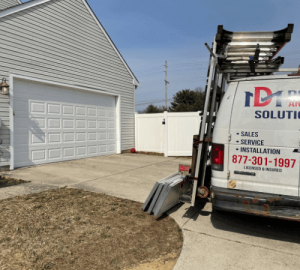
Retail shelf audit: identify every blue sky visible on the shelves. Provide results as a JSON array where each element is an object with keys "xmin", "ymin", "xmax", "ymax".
[{"xmin": 23, "ymin": 0, "xmax": 300, "ymax": 111}]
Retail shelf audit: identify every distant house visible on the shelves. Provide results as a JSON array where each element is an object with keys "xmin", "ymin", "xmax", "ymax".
[{"xmin": 0, "ymin": 0, "xmax": 139, "ymax": 170}]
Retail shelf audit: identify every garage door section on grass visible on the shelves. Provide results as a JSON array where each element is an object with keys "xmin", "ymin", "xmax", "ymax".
[{"xmin": 12, "ymin": 78, "xmax": 118, "ymax": 168}]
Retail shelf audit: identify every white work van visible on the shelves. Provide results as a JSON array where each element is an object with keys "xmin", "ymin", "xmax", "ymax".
[{"xmin": 211, "ymin": 74, "xmax": 300, "ymax": 219}]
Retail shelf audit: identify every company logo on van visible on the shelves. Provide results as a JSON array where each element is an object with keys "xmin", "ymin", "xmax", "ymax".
[
  {"xmin": 245, "ymin": 88, "xmax": 300, "ymax": 108},
  {"xmin": 245, "ymin": 87, "xmax": 283, "ymax": 107},
  {"xmin": 244, "ymin": 88, "xmax": 300, "ymax": 119}
]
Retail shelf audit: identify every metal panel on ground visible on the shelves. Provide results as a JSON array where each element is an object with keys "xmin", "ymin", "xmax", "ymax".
[
  {"xmin": 143, "ymin": 172, "xmax": 189, "ymax": 217},
  {"xmin": 142, "ymin": 172, "xmax": 178, "ymax": 211},
  {"xmin": 153, "ymin": 174, "xmax": 187, "ymax": 217}
]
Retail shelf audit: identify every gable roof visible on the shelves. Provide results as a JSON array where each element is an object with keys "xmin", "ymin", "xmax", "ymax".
[{"xmin": 0, "ymin": 0, "xmax": 140, "ymax": 86}]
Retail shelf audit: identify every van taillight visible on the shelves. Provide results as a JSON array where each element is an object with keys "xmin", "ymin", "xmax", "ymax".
[{"xmin": 211, "ymin": 144, "xmax": 224, "ymax": 171}]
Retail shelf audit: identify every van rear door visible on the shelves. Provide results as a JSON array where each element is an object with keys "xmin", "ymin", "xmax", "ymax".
[{"xmin": 228, "ymin": 78, "xmax": 300, "ymax": 196}]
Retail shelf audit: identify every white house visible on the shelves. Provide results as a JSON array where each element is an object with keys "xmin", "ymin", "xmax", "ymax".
[{"xmin": 0, "ymin": 0, "xmax": 139, "ymax": 170}]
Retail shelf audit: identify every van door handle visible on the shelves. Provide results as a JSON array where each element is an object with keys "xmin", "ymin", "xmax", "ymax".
[{"xmin": 293, "ymin": 149, "xmax": 300, "ymax": 153}]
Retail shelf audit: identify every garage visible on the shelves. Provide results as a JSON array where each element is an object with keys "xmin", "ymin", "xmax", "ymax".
[
  {"xmin": 12, "ymin": 78, "xmax": 119, "ymax": 168},
  {"xmin": 0, "ymin": 0, "xmax": 139, "ymax": 171}
]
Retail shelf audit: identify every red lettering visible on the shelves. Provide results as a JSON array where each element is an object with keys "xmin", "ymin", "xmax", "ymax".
[
  {"xmin": 254, "ymin": 87, "xmax": 272, "ymax": 107},
  {"xmin": 289, "ymin": 101, "xmax": 295, "ymax": 107}
]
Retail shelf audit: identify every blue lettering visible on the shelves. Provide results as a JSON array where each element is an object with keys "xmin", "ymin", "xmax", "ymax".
[
  {"xmin": 262, "ymin": 111, "xmax": 269, "ymax": 118},
  {"xmin": 271, "ymin": 111, "xmax": 277, "ymax": 119},
  {"xmin": 288, "ymin": 90, "xmax": 297, "ymax": 96},
  {"xmin": 245, "ymin": 92, "xmax": 253, "ymax": 107},
  {"xmin": 253, "ymin": 110, "xmax": 300, "ymax": 119},
  {"xmin": 255, "ymin": 111, "xmax": 261, "ymax": 118},
  {"xmin": 286, "ymin": 111, "xmax": 293, "ymax": 119},
  {"xmin": 278, "ymin": 111, "xmax": 285, "ymax": 119}
]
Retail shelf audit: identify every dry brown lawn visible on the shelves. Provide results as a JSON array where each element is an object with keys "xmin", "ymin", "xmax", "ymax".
[
  {"xmin": 0, "ymin": 177, "xmax": 29, "ymax": 188},
  {"xmin": 0, "ymin": 188, "xmax": 183, "ymax": 270}
]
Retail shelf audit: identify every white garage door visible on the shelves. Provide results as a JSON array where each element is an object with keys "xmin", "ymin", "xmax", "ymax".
[{"xmin": 13, "ymin": 79, "xmax": 117, "ymax": 168}]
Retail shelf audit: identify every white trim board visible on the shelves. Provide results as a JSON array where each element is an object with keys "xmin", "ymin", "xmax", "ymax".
[{"xmin": 9, "ymin": 74, "xmax": 122, "ymax": 170}]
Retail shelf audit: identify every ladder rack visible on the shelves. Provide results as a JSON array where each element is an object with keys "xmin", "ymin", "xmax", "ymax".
[
  {"xmin": 217, "ymin": 24, "xmax": 294, "ymax": 80},
  {"xmin": 190, "ymin": 24, "xmax": 295, "ymax": 206}
]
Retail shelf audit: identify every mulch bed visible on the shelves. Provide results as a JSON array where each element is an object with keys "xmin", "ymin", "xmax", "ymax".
[{"xmin": 0, "ymin": 188, "xmax": 183, "ymax": 270}]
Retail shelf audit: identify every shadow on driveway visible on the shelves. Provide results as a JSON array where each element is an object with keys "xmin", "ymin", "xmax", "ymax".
[
  {"xmin": 170, "ymin": 201, "xmax": 300, "ymax": 245},
  {"xmin": 210, "ymin": 207, "xmax": 300, "ymax": 245}
]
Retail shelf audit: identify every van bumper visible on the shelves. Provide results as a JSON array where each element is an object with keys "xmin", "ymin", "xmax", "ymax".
[{"xmin": 211, "ymin": 186, "xmax": 300, "ymax": 221}]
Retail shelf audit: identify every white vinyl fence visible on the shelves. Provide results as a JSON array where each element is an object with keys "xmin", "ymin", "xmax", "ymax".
[{"xmin": 135, "ymin": 111, "xmax": 201, "ymax": 157}]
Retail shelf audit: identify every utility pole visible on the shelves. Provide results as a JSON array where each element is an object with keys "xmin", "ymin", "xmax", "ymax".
[{"xmin": 164, "ymin": 61, "xmax": 169, "ymax": 110}]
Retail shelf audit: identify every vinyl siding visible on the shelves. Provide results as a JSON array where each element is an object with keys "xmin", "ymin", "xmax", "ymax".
[
  {"xmin": 0, "ymin": 0, "xmax": 20, "ymax": 11},
  {"xmin": 0, "ymin": 0, "xmax": 136, "ymax": 167}
]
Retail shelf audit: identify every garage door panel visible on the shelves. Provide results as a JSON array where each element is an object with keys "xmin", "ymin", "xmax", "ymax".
[
  {"xmin": 63, "ymin": 105, "xmax": 74, "ymax": 115},
  {"xmin": 77, "ymin": 147, "xmax": 87, "ymax": 156},
  {"xmin": 76, "ymin": 106, "xmax": 86, "ymax": 116},
  {"xmin": 99, "ymin": 144, "xmax": 107, "ymax": 154},
  {"xmin": 32, "ymin": 133, "xmax": 46, "ymax": 145},
  {"xmin": 48, "ymin": 118, "xmax": 61, "ymax": 129},
  {"xmin": 76, "ymin": 133, "xmax": 87, "ymax": 142},
  {"xmin": 108, "ymin": 144, "xmax": 116, "ymax": 153},
  {"xmin": 76, "ymin": 120, "xmax": 86, "ymax": 129},
  {"xmin": 108, "ymin": 110, "xmax": 116, "ymax": 118},
  {"xmin": 32, "ymin": 150, "xmax": 46, "ymax": 162},
  {"xmin": 98, "ymin": 132, "xmax": 107, "ymax": 140},
  {"xmin": 98, "ymin": 109, "xmax": 106, "ymax": 117},
  {"xmin": 108, "ymin": 121, "xmax": 116, "ymax": 129},
  {"xmin": 98, "ymin": 121, "xmax": 107, "ymax": 129},
  {"xmin": 30, "ymin": 102, "xmax": 46, "ymax": 114},
  {"xmin": 63, "ymin": 132, "xmax": 75, "ymax": 143},
  {"xmin": 88, "ymin": 133, "xmax": 97, "ymax": 141},
  {"xmin": 48, "ymin": 149, "xmax": 62, "ymax": 160},
  {"xmin": 31, "ymin": 117, "xmax": 46, "ymax": 129},
  {"xmin": 88, "ymin": 145, "xmax": 97, "ymax": 155},
  {"xmin": 48, "ymin": 133, "xmax": 61, "ymax": 144},
  {"xmin": 88, "ymin": 120, "xmax": 97, "ymax": 129},
  {"xmin": 64, "ymin": 147, "xmax": 75, "ymax": 158},
  {"xmin": 14, "ymin": 79, "xmax": 117, "ymax": 168},
  {"xmin": 48, "ymin": 104, "xmax": 61, "ymax": 115},
  {"xmin": 108, "ymin": 132, "xmax": 116, "ymax": 140},
  {"xmin": 62, "ymin": 119, "xmax": 75, "ymax": 129},
  {"xmin": 88, "ymin": 108, "xmax": 97, "ymax": 117}
]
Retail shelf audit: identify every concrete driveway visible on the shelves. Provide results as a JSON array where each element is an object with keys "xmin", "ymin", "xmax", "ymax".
[{"xmin": 1, "ymin": 153, "xmax": 300, "ymax": 269}]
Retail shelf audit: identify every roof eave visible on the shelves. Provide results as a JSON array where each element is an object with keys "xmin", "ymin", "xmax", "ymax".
[{"xmin": 0, "ymin": 0, "xmax": 51, "ymax": 19}]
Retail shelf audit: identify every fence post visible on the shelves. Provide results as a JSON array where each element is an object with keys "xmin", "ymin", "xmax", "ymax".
[
  {"xmin": 197, "ymin": 111, "xmax": 202, "ymax": 132},
  {"xmin": 135, "ymin": 112, "xmax": 138, "ymax": 151},
  {"xmin": 164, "ymin": 111, "xmax": 168, "ymax": 157}
]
